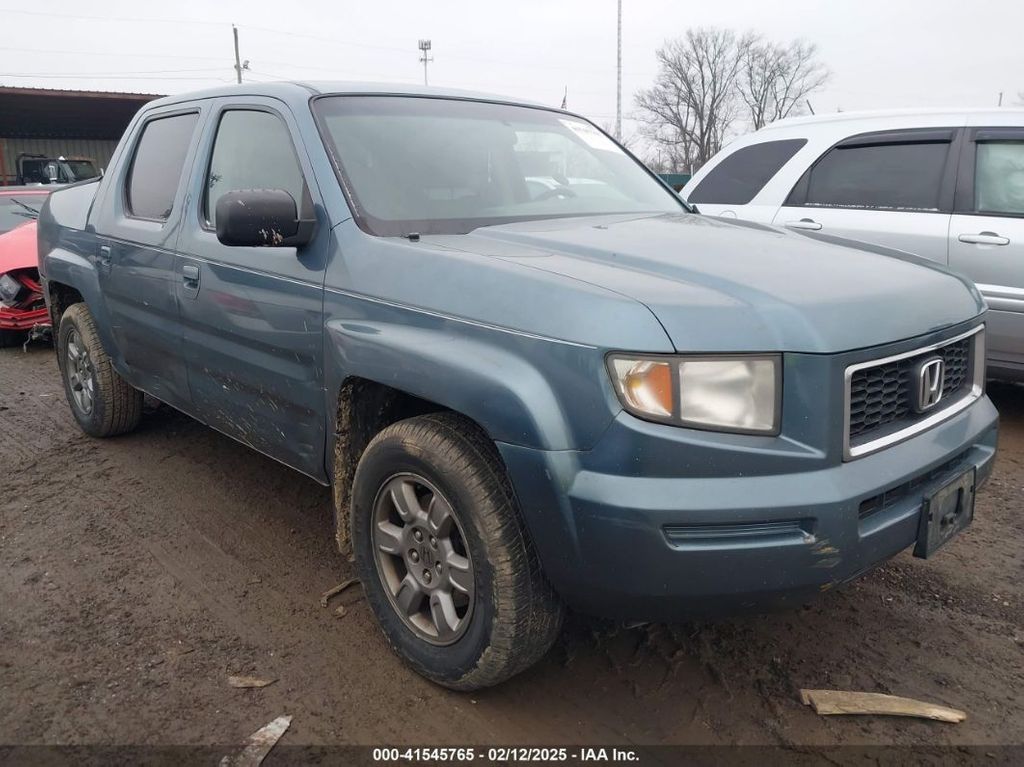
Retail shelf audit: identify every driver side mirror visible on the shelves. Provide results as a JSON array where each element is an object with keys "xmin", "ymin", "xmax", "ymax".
[{"xmin": 215, "ymin": 189, "xmax": 315, "ymax": 248}]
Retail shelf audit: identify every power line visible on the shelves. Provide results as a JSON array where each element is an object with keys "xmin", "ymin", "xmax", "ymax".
[
  {"xmin": 0, "ymin": 8, "xmax": 658, "ymax": 78},
  {"xmin": 0, "ymin": 72, "xmax": 230, "ymax": 81},
  {"xmin": 0, "ymin": 67, "xmax": 226, "ymax": 76},
  {"xmin": 0, "ymin": 45, "xmax": 228, "ymax": 63},
  {"xmin": 230, "ymin": 24, "xmax": 655, "ymax": 77},
  {"xmin": 0, "ymin": 7, "xmax": 229, "ymax": 27}
]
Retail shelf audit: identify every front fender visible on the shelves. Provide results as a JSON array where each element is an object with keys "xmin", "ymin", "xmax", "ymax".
[{"xmin": 323, "ymin": 307, "xmax": 619, "ymax": 452}]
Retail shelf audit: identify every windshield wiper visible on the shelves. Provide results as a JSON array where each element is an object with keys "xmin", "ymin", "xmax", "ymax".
[{"xmin": 8, "ymin": 198, "xmax": 41, "ymax": 218}]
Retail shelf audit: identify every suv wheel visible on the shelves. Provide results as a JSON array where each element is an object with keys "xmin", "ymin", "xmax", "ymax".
[
  {"xmin": 57, "ymin": 304, "xmax": 143, "ymax": 437},
  {"xmin": 350, "ymin": 413, "xmax": 564, "ymax": 690}
]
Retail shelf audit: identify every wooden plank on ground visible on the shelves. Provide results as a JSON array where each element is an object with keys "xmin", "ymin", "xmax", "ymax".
[{"xmin": 799, "ymin": 689, "xmax": 966, "ymax": 723}]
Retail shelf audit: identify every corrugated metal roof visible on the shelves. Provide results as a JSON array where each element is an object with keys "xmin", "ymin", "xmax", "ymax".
[
  {"xmin": 0, "ymin": 86, "xmax": 163, "ymax": 99},
  {"xmin": 0, "ymin": 86, "xmax": 163, "ymax": 140}
]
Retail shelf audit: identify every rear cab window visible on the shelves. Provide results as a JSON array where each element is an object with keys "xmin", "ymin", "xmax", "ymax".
[
  {"xmin": 125, "ymin": 112, "xmax": 200, "ymax": 221},
  {"xmin": 688, "ymin": 139, "xmax": 807, "ymax": 205},
  {"xmin": 787, "ymin": 129, "xmax": 956, "ymax": 212}
]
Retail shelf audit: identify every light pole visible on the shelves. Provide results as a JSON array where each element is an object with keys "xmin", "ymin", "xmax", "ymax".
[
  {"xmin": 233, "ymin": 24, "xmax": 242, "ymax": 84},
  {"xmin": 615, "ymin": 0, "xmax": 622, "ymax": 141},
  {"xmin": 418, "ymin": 40, "xmax": 433, "ymax": 86}
]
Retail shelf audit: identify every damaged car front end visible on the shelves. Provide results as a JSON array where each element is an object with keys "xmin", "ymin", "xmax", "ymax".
[{"xmin": 1, "ymin": 191, "xmax": 50, "ymax": 346}]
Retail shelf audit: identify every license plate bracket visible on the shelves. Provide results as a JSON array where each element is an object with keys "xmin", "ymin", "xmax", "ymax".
[{"xmin": 914, "ymin": 468, "xmax": 976, "ymax": 559}]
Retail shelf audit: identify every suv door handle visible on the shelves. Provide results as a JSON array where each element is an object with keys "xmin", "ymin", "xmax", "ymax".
[
  {"xmin": 958, "ymin": 232, "xmax": 1009, "ymax": 246},
  {"xmin": 98, "ymin": 244, "xmax": 112, "ymax": 267},
  {"xmin": 785, "ymin": 219, "xmax": 822, "ymax": 231}
]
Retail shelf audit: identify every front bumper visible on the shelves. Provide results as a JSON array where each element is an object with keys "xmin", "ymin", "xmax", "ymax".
[{"xmin": 499, "ymin": 396, "xmax": 998, "ymax": 620}]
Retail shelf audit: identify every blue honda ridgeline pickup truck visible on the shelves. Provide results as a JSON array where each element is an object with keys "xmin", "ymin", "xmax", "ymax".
[{"xmin": 38, "ymin": 83, "xmax": 997, "ymax": 690}]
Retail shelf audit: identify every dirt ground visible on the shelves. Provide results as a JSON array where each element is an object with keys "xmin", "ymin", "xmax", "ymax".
[{"xmin": 1, "ymin": 343, "xmax": 1022, "ymax": 752}]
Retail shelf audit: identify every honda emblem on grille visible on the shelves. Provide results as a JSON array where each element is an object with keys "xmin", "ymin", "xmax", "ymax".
[{"xmin": 913, "ymin": 357, "xmax": 945, "ymax": 413}]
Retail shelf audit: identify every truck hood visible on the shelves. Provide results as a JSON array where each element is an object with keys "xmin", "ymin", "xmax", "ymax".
[
  {"xmin": 0, "ymin": 222, "xmax": 39, "ymax": 274},
  {"xmin": 433, "ymin": 213, "xmax": 985, "ymax": 354}
]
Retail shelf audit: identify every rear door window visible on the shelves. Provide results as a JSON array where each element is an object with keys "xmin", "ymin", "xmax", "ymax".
[
  {"xmin": 792, "ymin": 134, "xmax": 952, "ymax": 212},
  {"xmin": 688, "ymin": 139, "xmax": 806, "ymax": 205},
  {"xmin": 975, "ymin": 141, "xmax": 1024, "ymax": 216},
  {"xmin": 126, "ymin": 112, "xmax": 199, "ymax": 220}
]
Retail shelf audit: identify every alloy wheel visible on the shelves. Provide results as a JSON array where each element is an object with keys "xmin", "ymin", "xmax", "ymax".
[
  {"xmin": 371, "ymin": 473, "xmax": 475, "ymax": 645},
  {"xmin": 66, "ymin": 328, "xmax": 96, "ymax": 415}
]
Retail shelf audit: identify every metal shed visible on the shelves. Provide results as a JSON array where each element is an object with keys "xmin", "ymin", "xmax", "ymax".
[{"xmin": 0, "ymin": 87, "xmax": 161, "ymax": 185}]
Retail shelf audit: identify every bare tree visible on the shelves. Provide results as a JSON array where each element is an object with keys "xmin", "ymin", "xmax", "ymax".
[
  {"xmin": 634, "ymin": 28, "xmax": 750, "ymax": 173},
  {"xmin": 739, "ymin": 38, "xmax": 830, "ymax": 129}
]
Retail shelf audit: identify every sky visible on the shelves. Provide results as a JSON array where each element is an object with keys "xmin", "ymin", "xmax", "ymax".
[{"xmin": 2, "ymin": 0, "xmax": 1022, "ymax": 147}]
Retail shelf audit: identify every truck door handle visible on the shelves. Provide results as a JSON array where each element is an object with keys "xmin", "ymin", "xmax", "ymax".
[
  {"xmin": 182, "ymin": 264, "xmax": 200, "ymax": 283},
  {"xmin": 98, "ymin": 244, "xmax": 112, "ymax": 267},
  {"xmin": 785, "ymin": 218, "xmax": 822, "ymax": 231},
  {"xmin": 958, "ymin": 232, "xmax": 1009, "ymax": 246}
]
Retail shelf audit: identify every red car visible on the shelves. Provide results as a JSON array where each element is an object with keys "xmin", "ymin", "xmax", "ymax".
[{"xmin": 0, "ymin": 188, "xmax": 50, "ymax": 347}]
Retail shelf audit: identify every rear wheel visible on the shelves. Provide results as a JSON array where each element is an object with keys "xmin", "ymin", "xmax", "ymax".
[
  {"xmin": 57, "ymin": 303, "xmax": 143, "ymax": 437},
  {"xmin": 350, "ymin": 412, "xmax": 564, "ymax": 690}
]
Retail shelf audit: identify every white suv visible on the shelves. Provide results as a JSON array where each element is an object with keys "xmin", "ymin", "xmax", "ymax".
[{"xmin": 682, "ymin": 109, "xmax": 1024, "ymax": 380}]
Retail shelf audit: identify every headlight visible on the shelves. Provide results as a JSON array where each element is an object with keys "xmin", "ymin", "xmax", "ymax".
[
  {"xmin": 0, "ymin": 273, "xmax": 25, "ymax": 306},
  {"xmin": 607, "ymin": 354, "xmax": 781, "ymax": 434}
]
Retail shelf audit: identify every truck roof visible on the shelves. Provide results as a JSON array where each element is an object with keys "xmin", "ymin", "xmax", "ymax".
[{"xmin": 144, "ymin": 81, "xmax": 547, "ymax": 111}]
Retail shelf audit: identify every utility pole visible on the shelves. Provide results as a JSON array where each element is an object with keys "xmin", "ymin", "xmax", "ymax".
[
  {"xmin": 615, "ymin": 0, "xmax": 622, "ymax": 141},
  {"xmin": 418, "ymin": 40, "xmax": 433, "ymax": 86},
  {"xmin": 232, "ymin": 24, "xmax": 242, "ymax": 84}
]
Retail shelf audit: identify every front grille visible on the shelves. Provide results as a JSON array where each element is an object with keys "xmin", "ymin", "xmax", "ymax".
[
  {"xmin": 845, "ymin": 328, "xmax": 981, "ymax": 459},
  {"xmin": 849, "ymin": 337, "xmax": 972, "ymax": 441}
]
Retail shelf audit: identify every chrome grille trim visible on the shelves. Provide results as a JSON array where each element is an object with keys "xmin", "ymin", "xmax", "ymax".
[{"xmin": 843, "ymin": 325, "xmax": 985, "ymax": 461}]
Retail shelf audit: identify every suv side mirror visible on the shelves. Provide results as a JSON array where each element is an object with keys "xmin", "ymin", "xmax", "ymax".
[{"xmin": 215, "ymin": 189, "xmax": 314, "ymax": 248}]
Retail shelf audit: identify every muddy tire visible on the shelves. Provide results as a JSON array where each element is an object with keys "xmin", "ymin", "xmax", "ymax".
[
  {"xmin": 0, "ymin": 329, "xmax": 26, "ymax": 348},
  {"xmin": 350, "ymin": 412, "xmax": 564, "ymax": 690},
  {"xmin": 57, "ymin": 303, "xmax": 143, "ymax": 437}
]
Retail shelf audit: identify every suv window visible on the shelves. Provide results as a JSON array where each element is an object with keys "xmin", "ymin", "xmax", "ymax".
[
  {"xmin": 126, "ymin": 112, "xmax": 198, "ymax": 220},
  {"xmin": 976, "ymin": 141, "xmax": 1024, "ymax": 215},
  {"xmin": 689, "ymin": 139, "xmax": 806, "ymax": 205},
  {"xmin": 205, "ymin": 110, "xmax": 306, "ymax": 227},
  {"xmin": 796, "ymin": 140, "xmax": 950, "ymax": 211}
]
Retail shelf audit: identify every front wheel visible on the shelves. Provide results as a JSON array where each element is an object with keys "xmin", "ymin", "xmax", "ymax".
[
  {"xmin": 57, "ymin": 303, "xmax": 143, "ymax": 437},
  {"xmin": 350, "ymin": 413, "xmax": 564, "ymax": 690}
]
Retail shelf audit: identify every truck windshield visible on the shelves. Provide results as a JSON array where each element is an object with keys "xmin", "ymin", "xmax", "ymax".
[
  {"xmin": 63, "ymin": 160, "xmax": 99, "ymax": 181},
  {"xmin": 313, "ymin": 96, "xmax": 683, "ymax": 236}
]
